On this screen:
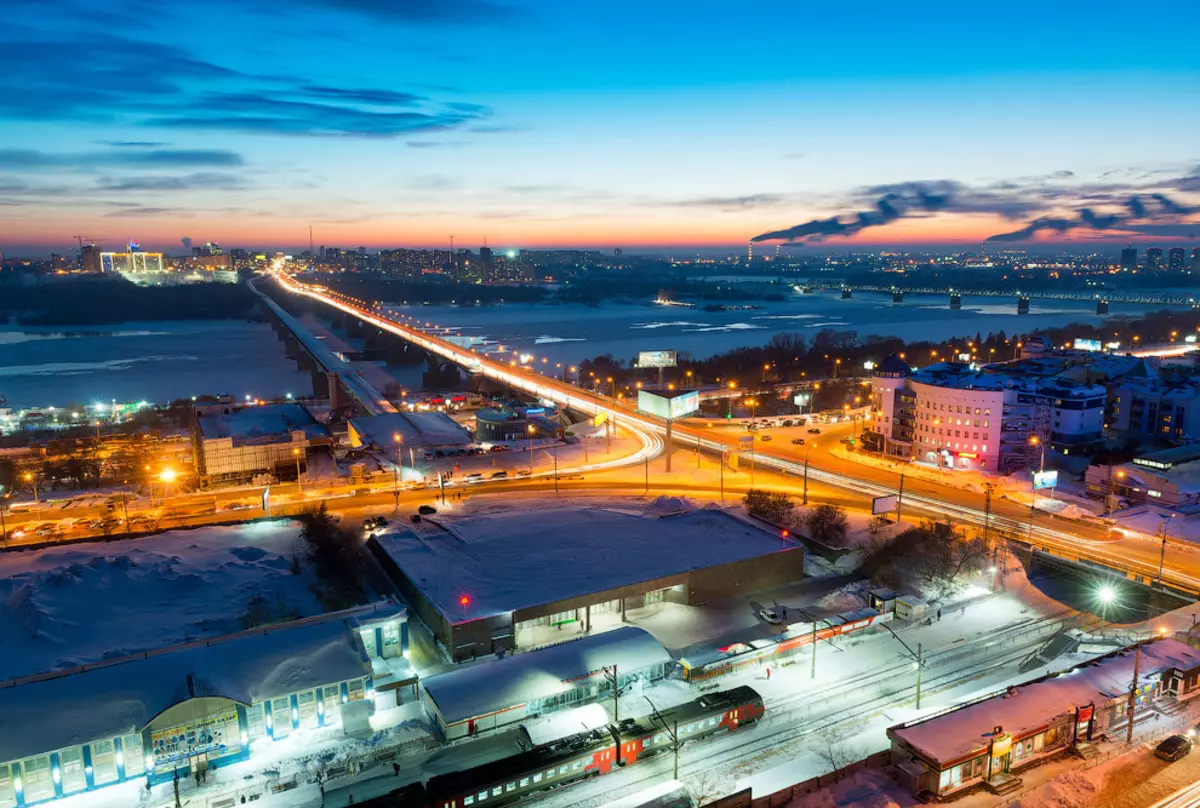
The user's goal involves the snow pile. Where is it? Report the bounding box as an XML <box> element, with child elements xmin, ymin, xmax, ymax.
<box><xmin>0</xmin><ymin>521</ymin><xmax>324</xmax><ymax>680</ymax></box>
<box><xmin>646</xmin><ymin>495</ymin><xmax>696</xmax><ymax>514</ymax></box>
<box><xmin>813</xmin><ymin>580</ymin><xmax>870</xmax><ymax>613</ymax></box>
<box><xmin>785</xmin><ymin>770</ymin><xmax>915</xmax><ymax>808</ymax></box>
<box><xmin>1013</xmin><ymin>769</ymin><xmax>1098</xmax><ymax>808</ymax></box>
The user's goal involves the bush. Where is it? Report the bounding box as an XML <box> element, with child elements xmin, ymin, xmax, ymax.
<box><xmin>297</xmin><ymin>502</ymin><xmax>366</xmax><ymax>609</ymax></box>
<box><xmin>743</xmin><ymin>489</ymin><xmax>795</xmax><ymax>525</ymax></box>
<box><xmin>803</xmin><ymin>504</ymin><xmax>849</xmax><ymax>546</ymax></box>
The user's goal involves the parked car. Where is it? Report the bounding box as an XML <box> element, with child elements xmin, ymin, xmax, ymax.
<box><xmin>791</xmin><ymin>437</ymin><xmax>805</xmax><ymax>445</ymax></box>
<box><xmin>363</xmin><ymin>516</ymin><xmax>388</xmax><ymax>530</ymax></box>
<box><xmin>418</xmin><ymin>505</ymin><xmax>438</xmax><ymax>515</ymax></box>
<box><xmin>808</xmin><ymin>428</ymin><xmax>821</xmax><ymax>434</ymax></box>
<box><xmin>464</xmin><ymin>472</ymin><xmax>484</xmax><ymax>482</ymax></box>
<box><xmin>491</xmin><ymin>471</ymin><xmax>509</xmax><ymax>479</ymax></box>
<box><xmin>1156</xmin><ymin>735</ymin><xmax>1192</xmax><ymax>762</ymax></box>
<box><xmin>759</xmin><ymin>435</ymin><xmax>772</xmax><ymax>442</ymax></box>
<box><xmin>516</xmin><ymin>469</ymin><xmax>532</xmax><ymax>477</ymax></box>
<box><xmin>423</xmin><ymin>451</ymin><xmax>435</xmax><ymax>461</ymax></box>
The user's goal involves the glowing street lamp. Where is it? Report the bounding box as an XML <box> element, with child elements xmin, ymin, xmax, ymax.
<box><xmin>1097</xmin><ymin>585</ymin><xmax>1117</xmax><ymax>632</ymax></box>
<box><xmin>292</xmin><ymin>447</ymin><xmax>303</xmax><ymax>494</ymax></box>
<box><xmin>527</xmin><ymin>423</ymin><xmax>536</xmax><ymax>472</ymax></box>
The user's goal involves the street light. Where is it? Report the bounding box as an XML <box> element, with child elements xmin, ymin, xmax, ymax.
<box><xmin>1097</xmin><ymin>585</ymin><xmax>1116</xmax><ymax>632</ymax></box>
<box><xmin>292</xmin><ymin>448</ymin><xmax>303</xmax><ymax>494</ymax></box>
<box><xmin>392</xmin><ymin>433</ymin><xmax>403</xmax><ymax>508</ymax></box>
<box><xmin>803</xmin><ymin>444</ymin><xmax>816</xmax><ymax>505</ymax></box>
<box><xmin>527</xmin><ymin>423</ymin><xmax>536</xmax><ymax>472</ymax></box>
<box><xmin>1029</xmin><ymin>435</ymin><xmax>1045</xmax><ymax>473</ymax></box>
<box><xmin>24</xmin><ymin>472</ymin><xmax>38</xmax><ymax>504</ymax></box>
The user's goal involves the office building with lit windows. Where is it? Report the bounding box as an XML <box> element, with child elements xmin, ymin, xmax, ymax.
<box><xmin>100</xmin><ymin>251</ymin><xmax>164</xmax><ymax>273</ymax></box>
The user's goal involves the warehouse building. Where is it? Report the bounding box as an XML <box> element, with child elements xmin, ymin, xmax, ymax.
<box><xmin>347</xmin><ymin>412</ymin><xmax>473</xmax><ymax>454</ymax></box>
<box><xmin>421</xmin><ymin>627</ymin><xmax>671</xmax><ymax>739</ymax></box>
<box><xmin>887</xmin><ymin>639</ymin><xmax>1200</xmax><ymax>799</ymax></box>
<box><xmin>191</xmin><ymin>402</ymin><xmax>329</xmax><ymax>488</ymax></box>
<box><xmin>369</xmin><ymin>504</ymin><xmax>804</xmax><ymax>662</ymax></box>
<box><xmin>0</xmin><ymin>601</ymin><xmax>407</xmax><ymax>807</ymax></box>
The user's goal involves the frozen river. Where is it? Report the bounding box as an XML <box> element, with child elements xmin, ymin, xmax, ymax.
<box><xmin>0</xmin><ymin>319</ymin><xmax>311</xmax><ymax>409</ymax></box>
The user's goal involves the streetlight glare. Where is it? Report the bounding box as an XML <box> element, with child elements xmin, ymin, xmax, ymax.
<box><xmin>159</xmin><ymin>469</ymin><xmax>178</xmax><ymax>484</ymax></box>
<box><xmin>1097</xmin><ymin>585</ymin><xmax>1116</xmax><ymax>604</ymax></box>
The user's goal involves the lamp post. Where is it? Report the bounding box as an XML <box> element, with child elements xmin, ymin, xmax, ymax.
<box><xmin>803</xmin><ymin>444</ymin><xmax>816</xmax><ymax>505</ymax></box>
<box><xmin>1158</xmin><ymin>515</ymin><xmax>1175</xmax><ymax>585</ymax></box>
<box><xmin>527</xmin><ymin>423</ymin><xmax>536</xmax><ymax>472</ymax></box>
<box><xmin>24</xmin><ymin>472</ymin><xmax>38</xmax><ymax>504</ymax></box>
<box><xmin>292</xmin><ymin>447</ymin><xmax>303</xmax><ymax>495</ymax></box>
<box><xmin>392</xmin><ymin>433</ymin><xmax>403</xmax><ymax>508</ymax></box>
<box><xmin>1097</xmin><ymin>585</ymin><xmax>1116</xmax><ymax>634</ymax></box>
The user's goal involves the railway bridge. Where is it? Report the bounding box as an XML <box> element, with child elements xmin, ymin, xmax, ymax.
<box><xmin>796</xmin><ymin>283</ymin><xmax>1200</xmax><ymax>315</ymax></box>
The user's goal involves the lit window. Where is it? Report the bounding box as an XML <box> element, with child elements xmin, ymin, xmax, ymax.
<box><xmin>558</xmin><ymin>765</ymin><xmax>568</xmax><ymax>775</ymax></box>
<box><xmin>478</xmin><ymin>792</ymin><xmax>487</xmax><ymax>802</ymax></box>
<box><xmin>520</xmin><ymin>778</ymin><xmax>529</xmax><ymax>788</ymax></box>
<box><xmin>533</xmin><ymin>774</ymin><xmax>542</xmax><ymax>784</ymax></box>
<box><xmin>464</xmin><ymin>798</ymin><xmax>474</xmax><ymax>806</ymax></box>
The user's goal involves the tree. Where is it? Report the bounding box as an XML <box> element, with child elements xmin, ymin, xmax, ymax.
<box><xmin>814</xmin><ymin>726</ymin><xmax>856</xmax><ymax>781</ymax></box>
<box><xmin>0</xmin><ymin>459</ymin><xmax>15</xmax><ymax>493</ymax></box>
<box><xmin>803</xmin><ymin>504</ymin><xmax>849</xmax><ymax>546</ymax></box>
<box><xmin>861</xmin><ymin>520</ymin><xmax>990</xmax><ymax>596</ymax></box>
<box><xmin>298</xmin><ymin>502</ymin><xmax>366</xmax><ymax>610</ymax></box>
<box><xmin>743</xmin><ymin>489</ymin><xmax>794</xmax><ymax>526</ymax></box>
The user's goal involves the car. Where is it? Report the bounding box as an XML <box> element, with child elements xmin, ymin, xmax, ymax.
<box><xmin>464</xmin><ymin>472</ymin><xmax>484</xmax><ymax>482</ymax></box>
<box><xmin>491</xmin><ymin>471</ymin><xmax>508</xmax><ymax>479</ymax></box>
<box><xmin>791</xmin><ymin>437</ymin><xmax>805</xmax><ymax>445</ymax></box>
<box><xmin>1156</xmin><ymin>735</ymin><xmax>1193</xmax><ymax>762</ymax></box>
<box><xmin>808</xmin><ymin>428</ymin><xmax>821</xmax><ymax>434</ymax></box>
<box><xmin>423</xmin><ymin>451</ymin><xmax>435</xmax><ymax>461</ymax></box>
<box><xmin>35</xmin><ymin>523</ymin><xmax>58</xmax><ymax>536</ymax></box>
<box><xmin>759</xmin><ymin>607</ymin><xmax>784</xmax><ymax>625</ymax></box>
<box><xmin>363</xmin><ymin>516</ymin><xmax>388</xmax><ymax>530</ymax></box>
<box><xmin>490</xmin><ymin>445</ymin><xmax>506</xmax><ymax>453</ymax></box>
<box><xmin>516</xmin><ymin>469</ymin><xmax>532</xmax><ymax>477</ymax></box>
<box><xmin>418</xmin><ymin>505</ymin><xmax>438</xmax><ymax>515</ymax></box>
<box><xmin>760</xmin><ymin>434</ymin><xmax>772</xmax><ymax>442</ymax></box>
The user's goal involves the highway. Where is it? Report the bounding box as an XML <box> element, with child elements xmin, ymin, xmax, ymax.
<box><xmin>272</xmin><ymin>272</ymin><xmax>1200</xmax><ymax>596</ymax></box>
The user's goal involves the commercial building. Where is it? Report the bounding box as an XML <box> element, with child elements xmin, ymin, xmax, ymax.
<box><xmin>100</xmin><ymin>251</ymin><xmax>164</xmax><ymax>273</ymax></box>
<box><xmin>0</xmin><ymin>602</ymin><xmax>407</xmax><ymax>808</ymax></box>
<box><xmin>474</xmin><ymin>407</ymin><xmax>561</xmax><ymax>443</ymax></box>
<box><xmin>1169</xmin><ymin>247</ymin><xmax>1187</xmax><ymax>272</ymax></box>
<box><xmin>866</xmin><ymin>354</ymin><xmax>1105</xmax><ymax>471</ymax></box>
<box><xmin>1146</xmin><ymin>247</ymin><xmax>1164</xmax><ymax>272</ymax></box>
<box><xmin>369</xmin><ymin>505</ymin><xmax>805</xmax><ymax>662</ymax></box>
<box><xmin>1105</xmin><ymin>367</ymin><xmax>1200</xmax><ymax>446</ymax></box>
<box><xmin>191</xmin><ymin>402</ymin><xmax>329</xmax><ymax>487</ymax></box>
<box><xmin>1120</xmin><ymin>246</ymin><xmax>1138</xmax><ymax>271</ymax></box>
<box><xmin>888</xmin><ymin>640</ymin><xmax>1200</xmax><ymax>799</ymax></box>
<box><xmin>421</xmin><ymin>627</ymin><xmax>671</xmax><ymax>739</ymax></box>
<box><xmin>1085</xmin><ymin>444</ymin><xmax>1200</xmax><ymax>510</ymax></box>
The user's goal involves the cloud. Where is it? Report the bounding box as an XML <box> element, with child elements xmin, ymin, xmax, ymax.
<box><xmin>676</xmin><ymin>193</ymin><xmax>793</xmax><ymax>211</ymax></box>
<box><xmin>181</xmin><ymin>236</ymin><xmax>193</xmax><ymax>250</ymax></box>
<box><xmin>406</xmin><ymin>140</ymin><xmax>465</xmax><ymax>148</ymax></box>
<box><xmin>299</xmin><ymin>84</ymin><xmax>425</xmax><ymax>106</ymax></box>
<box><xmin>286</xmin><ymin>0</ymin><xmax>517</xmax><ymax>24</ymax></box>
<box><xmin>985</xmin><ymin>193</ymin><xmax>1198</xmax><ymax>242</ymax></box>
<box><xmin>94</xmin><ymin>172</ymin><xmax>249</xmax><ymax>191</ymax></box>
<box><xmin>0</xmin><ymin>148</ymin><xmax>245</xmax><ymax>170</ymax></box>
<box><xmin>93</xmin><ymin>140</ymin><xmax>172</xmax><ymax>148</ymax></box>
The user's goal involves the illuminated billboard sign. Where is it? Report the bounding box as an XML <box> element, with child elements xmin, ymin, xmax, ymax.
<box><xmin>1074</xmin><ymin>338</ymin><xmax>1103</xmax><ymax>352</ymax></box>
<box><xmin>637</xmin><ymin>350</ymin><xmax>678</xmax><ymax>369</ymax></box>
<box><xmin>638</xmin><ymin>389</ymin><xmax>699</xmax><ymax>420</ymax></box>
<box><xmin>1033</xmin><ymin>470</ymin><xmax>1059</xmax><ymax>490</ymax></box>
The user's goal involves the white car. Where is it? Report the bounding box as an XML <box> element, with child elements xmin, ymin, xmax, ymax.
<box><xmin>759</xmin><ymin>607</ymin><xmax>784</xmax><ymax>625</ymax></box>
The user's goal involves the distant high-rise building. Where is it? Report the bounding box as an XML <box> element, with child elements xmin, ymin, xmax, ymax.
<box><xmin>1146</xmin><ymin>247</ymin><xmax>1164</xmax><ymax>272</ymax></box>
<box><xmin>1169</xmin><ymin>247</ymin><xmax>1186</xmax><ymax>272</ymax></box>
<box><xmin>479</xmin><ymin>245</ymin><xmax>494</xmax><ymax>269</ymax></box>
<box><xmin>101</xmin><ymin>251</ymin><xmax>164</xmax><ymax>273</ymax></box>
<box><xmin>1120</xmin><ymin>246</ymin><xmax>1138</xmax><ymax>271</ymax></box>
<box><xmin>80</xmin><ymin>244</ymin><xmax>102</xmax><ymax>273</ymax></box>
<box><xmin>1193</xmin><ymin>247</ymin><xmax>1200</xmax><ymax>271</ymax></box>
<box><xmin>192</xmin><ymin>241</ymin><xmax>223</xmax><ymax>257</ymax></box>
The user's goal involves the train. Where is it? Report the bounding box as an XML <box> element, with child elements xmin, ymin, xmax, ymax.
<box><xmin>359</xmin><ymin>686</ymin><xmax>764</xmax><ymax>808</ymax></box>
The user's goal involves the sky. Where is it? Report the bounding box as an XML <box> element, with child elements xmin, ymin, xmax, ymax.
<box><xmin>1</xmin><ymin>0</ymin><xmax>1198</xmax><ymax>256</ymax></box>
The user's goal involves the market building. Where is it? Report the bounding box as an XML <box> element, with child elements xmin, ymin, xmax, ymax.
<box><xmin>191</xmin><ymin>402</ymin><xmax>329</xmax><ymax>488</ymax></box>
<box><xmin>0</xmin><ymin>601</ymin><xmax>408</xmax><ymax>808</ymax></box>
<box><xmin>421</xmin><ymin>626</ymin><xmax>671</xmax><ymax>739</ymax></box>
<box><xmin>368</xmin><ymin>505</ymin><xmax>804</xmax><ymax>662</ymax></box>
<box><xmin>347</xmin><ymin>412</ymin><xmax>473</xmax><ymax>454</ymax></box>
<box><xmin>887</xmin><ymin>639</ymin><xmax>1200</xmax><ymax>799</ymax></box>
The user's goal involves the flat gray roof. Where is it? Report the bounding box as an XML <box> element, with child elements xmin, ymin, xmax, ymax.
<box><xmin>373</xmin><ymin>504</ymin><xmax>800</xmax><ymax>622</ymax></box>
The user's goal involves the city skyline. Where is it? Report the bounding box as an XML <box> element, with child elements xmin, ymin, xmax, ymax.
<box><xmin>2</xmin><ymin>0</ymin><xmax>1199</xmax><ymax>255</ymax></box>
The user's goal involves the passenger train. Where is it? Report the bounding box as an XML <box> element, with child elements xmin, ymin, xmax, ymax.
<box><xmin>360</xmin><ymin>687</ymin><xmax>764</xmax><ymax>807</ymax></box>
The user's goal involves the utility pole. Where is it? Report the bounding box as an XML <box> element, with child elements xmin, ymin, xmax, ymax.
<box><xmin>803</xmin><ymin>444</ymin><xmax>814</xmax><ymax>505</ymax></box>
<box><xmin>644</xmin><ymin>455</ymin><xmax>649</xmax><ymax>494</ymax></box>
<box><xmin>983</xmin><ymin>482</ymin><xmax>995</xmax><ymax>545</ymax></box>
<box><xmin>553</xmin><ymin>446</ymin><xmax>558</xmax><ymax>496</ymax></box>
<box><xmin>915</xmin><ymin>642</ymin><xmax>923</xmax><ymax>709</ymax></box>
<box><xmin>1158</xmin><ymin>517</ymin><xmax>1173</xmax><ymax>585</ymax></box>
<box><xmin>604</xmin><ymin>665</ymin><xmax>620</xmax><ymax>725</ymax></box>
<box><xmin>720</xmin><ymin>450</ymin><xmax>726</xmax><ymax>505</ymax></box>
<box><xmin>895</xmin><ymin>473</ymin><xmax>905</xmax><ymax>525</ymax></box>
<box><xmin>810</xmin><ymin>619</ymin><xmax>818</xmax><ymax>679</ymax></box>
<box><xmin>1126</xmin><ymin>642</ymin><xmax>1142</xmax><ymax>746</ymax></box>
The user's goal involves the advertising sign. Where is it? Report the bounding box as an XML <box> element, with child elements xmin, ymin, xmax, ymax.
<box><xmin>872</xmin><ymin>495</ymin><xmax>898</xmax><ymax>515</ymax></box>
<box><xmin>990</xmin><ymin>732</ymin><xmax>1013</xmax><ymax>758</ymax></box>
<box><xmin>1073</xmin><ymin>338</ymin><xmax>1103</xmax><ymax>352</ymax></box>
<box><xmin>1033</xmin><ymin>470</ymin><xmax>1059</xmax><ymax>490</ymax></box>
<box><xmin>793</xmin><ymin>393</ymin><xmax>810</xmax><ymax>407</ymax></box>
<box><xmin>592</xmin><ymin>412</ymin><xmax>608</xmax><ymax>427</ymax></box>
<box><xmin>637</xmin><ymin>389</ymin><xmax>699</xmax><ymax>420</ymax></box>
<box><xmin>152</xmin><ymin>709</ymin><xmax>239</xmax><ymax>766</ymax></box>
<box><xmin>636</xmin><ymin>350</ymin><xmax>678</xmax><ymax>369</ymax></box>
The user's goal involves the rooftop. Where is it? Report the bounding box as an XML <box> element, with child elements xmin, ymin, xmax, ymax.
<box><xmin>372</xmin><ymin>504</ymin><xmax>801</xmax><ymax>622</ymax></box>
<box><xmin>910</xmin><ymin>362</ymin><xmax>1105</xmax><ymax>398</ymax></box>
<box><xmin>0</xmin><ymin>601</ymin><xmax>401</xmax><ymax>763</ymax></box>
<box><xmin>422</xmin><ymin>626</ymin><xmax>671</xmax><ymax>725</ymax></box>
<box><xmin>889</xmin><ymin>639</ymin><xmax>1200</xmax><ymax>765</ymax></box>
<box><xmin>348</xmin><ymin>412</ymin><xmax>472</xmax><ymax>450</ymax></box>
<box><xmin>197</xmin><ymin>403</ymin><xmax>326</xmax><ymax>444</ymax></box>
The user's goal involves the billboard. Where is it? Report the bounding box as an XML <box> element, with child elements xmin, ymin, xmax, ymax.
<box><xmin>637</xmin><ymin>350</ymin><xmax>678</xmax><ymax>369</ymax></box>
<box><xmin>1073</xmin><ymin>338</ymin><xmax>1103</xmax><ymax>352</ymax></box>
<box><xmin>638</xmin><ymin>389</ymin><xmax>699</xmax><ymax>420</ymax></box>
<box><xmin>151</xmin><ymin>708</ymin><xmax>239</xmax><ymax>765</ymax></box>
<box><xmin>1033</xmin><ymin>470</ymin><xmax>1059</xmax><ymax>490</ymax></box>
<box><xmin>872</xmin><ymin>495</ymin><xmax>898</xmax><ymax>515</ymax></box>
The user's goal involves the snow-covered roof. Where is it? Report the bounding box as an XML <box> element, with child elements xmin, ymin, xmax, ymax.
<box><xmin>348</xmin><ymin>412</ymin><xmax>472</xmax><ymax>450</ymax></box>
<box><xmin>197</xmin><ymin>403</ymin><xmax>326</xmax><ymax>443</ymax></box>
<box><xmin>0</xmin><ymin>604</ymin><xmax>391</xmax><ymax>763</ymax></box>
<box><xmin>373</xmin><ymin>506</ymin><xmax>802</xmax><ymax>621</ymax></box>
<box><xmin>890</xmin><ymin>640</ymin><xmax>1200</xmax><ymax>765</ymax></box>
<box><xmin>422</xmin><ymin>627</ymin><xmax>671</xmax><ymax>725</ymax></box>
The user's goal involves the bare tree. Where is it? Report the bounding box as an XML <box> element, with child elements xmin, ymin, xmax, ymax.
<box><xmin>685</xmin><ymin>769</ymin><xmax>726</xmax><ymax>806</ymax></box>
<box><xmin>813</xmin><ymin>727</ymin><xmax>855</xmax><ymax>781</ymax></box>
<box><xmin>803</xmin><ymin>504</ymin><xmax>849</xmax><ymax>546</ymax></box>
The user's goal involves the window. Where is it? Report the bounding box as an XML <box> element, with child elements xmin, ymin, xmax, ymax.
<box><xmin>558</xmin><ymin>765</ymin><xmax>568</xmax><ymax>775</ymax></box>
<box><xmin>985</xmin><ymin>409</ymin><xmax>991</xmax><ymax>416</ymax></box>
<box><xmin>492</xmin><ymin>787</ymin><xmax>502</xmax><ymax>797</ymax></box>
<box><xmin>572</xmin><ymin>761</ymin><xmax>582</xmax><ymax>770</ymax></box>
<box><xmin>975</xmin><ymin>408</ymin><xmax>981</xmax><ymax>415</ymax></box>
<box><xmin>478</xmin><ymin>791</ymin><xmax>488</xmax><ymax>802</ymax></box>
<box><xmin>520</xmin><ymin>778</ymin><xmax>529</xmax><ymax>788</ymax></box>
<box><xmin>533</xmin><ymin>774</ymin><xmax>543</xmax><ymax>784</ymax></box>
<box><xmin>464</xmin><ymin>798</ymin><xmax>474</xmax><ymax>807</ymax></box>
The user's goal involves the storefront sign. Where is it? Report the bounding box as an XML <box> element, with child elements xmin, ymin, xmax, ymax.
<box><xmin>990</xmin><ymin>732</ymin><xmax>1013</xmax><ymax>758</ymax></box>
<box><xmin>151</xmin><ymin>709</ymin><xmax>239</xmax><ymax>766</ymax></box>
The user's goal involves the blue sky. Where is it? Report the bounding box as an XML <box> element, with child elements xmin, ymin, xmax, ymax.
<box><xmin>1</xmin><ymin>0</ymin><xmax>1198</xmax><ymax>254</ymax></box>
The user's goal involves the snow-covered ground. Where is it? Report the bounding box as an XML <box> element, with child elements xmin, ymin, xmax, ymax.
<box><xmin>0</xmin><ymin>520</ymin><xmax>325</xmax><ymax>680</ymax></box>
